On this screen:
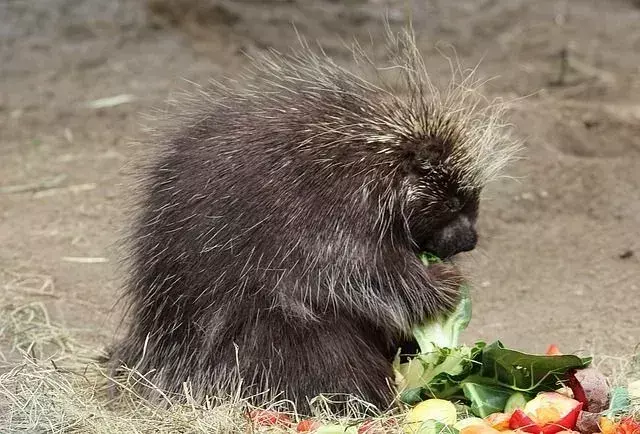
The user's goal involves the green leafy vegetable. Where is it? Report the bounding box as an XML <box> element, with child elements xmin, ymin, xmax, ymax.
<box><xmin>400</xmin><ymin>341</ymin><xmax>590</xmax><ymax>414</ymax></box>
<box><xmin>410</xmin><ymin>420</ymin><xmax>460</xmax><ymax>434</ymax></box>
<box><xmin>395</xmin><ymin>252</ymin><xmax>592</xmax><ymax>417</ymax></box>
<box><xmin>461</xmin><ymin>383</ymin><xmax>514</xmax><ymax>418</ymax></box>
<box><xmin>412</xmin><ymin>253</ymin><xmax>472</xmax><ymax>354</ymax></box>
<box><xmin>398</xmin><ymin>344</ymin><xmax>483</xmax><ymax>404</ymax></box>
<box><xmin>476</xmin><ymin>341</ymin><xmax>592</xmax><ymax>392</ymax></box>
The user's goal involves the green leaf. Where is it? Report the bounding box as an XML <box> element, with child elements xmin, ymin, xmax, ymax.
<box><xmin>418</xmin><ymin>252</ymin><xmax>443</xmax><ymax>265</ymax></box>
<box><xmin>410</xmin><ymin>251</ymin><xmax>472</xmax><ymax>355</ymax></box>
<box><xmin>398</xmin><ymin>358</ymin><xmax>427</xmax><ymax>390</ymax></box>
<box><xmin>606</xmin><ymin>386</ymin><xmax>630</xmax><ymax>417</ymax></box>
<box><xmin>478</xmin><ymin>341</ymin><xmax>591</xmax><ymax>392</ymax></box>
<box><xmin>406</xmin><ymin>420</ymin><xmax>460</xmax><ymax>434</ymax></box>
<box><xmin>398</xmin><ymin>343</ymin><xmax>487</xmax><ymax>405</ymax></box>
<box><xmin>462</xmin><ymin>383</ymin><xmax>514</xmax><ymax>417</ymax></box>
<box><xmin>401</xmin><ymin>387</ymin><xmax>426</xmax><ymax>405</ymax></box>
<box><xmin>412</xmin><ymin>285</ymin><xmax>472</xmax><ymax>354</ymax></box>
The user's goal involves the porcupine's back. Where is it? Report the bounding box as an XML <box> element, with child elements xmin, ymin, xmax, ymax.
<box><xmin>110</xmin><ymin>29</ymin><xmax>518</xmax><ymax>408</ymax></box>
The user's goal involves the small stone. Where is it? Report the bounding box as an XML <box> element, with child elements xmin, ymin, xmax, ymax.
<box><xmin>521</xmin><ymin>192</ymin><xmax>534</xmax><ymax>201</ymax></box>
<box><xmin>619</xmin><ymin>250</ymin><xmax>634</xmax><ymax>259</ymax></box>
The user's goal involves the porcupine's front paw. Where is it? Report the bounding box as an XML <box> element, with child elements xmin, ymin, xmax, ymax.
<box><xmin>425</xmin><ymin>261</ymin><xmax>466</xmax><ymax>313</ymax></box>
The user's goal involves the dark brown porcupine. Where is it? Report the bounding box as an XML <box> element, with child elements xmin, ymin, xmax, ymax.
<box><xmin>108</xmin><ymin>28</ymin><xmax>519</xmax><ymax>416</ymax></box>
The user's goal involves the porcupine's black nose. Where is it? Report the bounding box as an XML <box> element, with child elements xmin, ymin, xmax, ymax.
<box><xmin>426</xmin><ymin>217</ymin><xmax>478</xmax><ymax>259</ymax></box>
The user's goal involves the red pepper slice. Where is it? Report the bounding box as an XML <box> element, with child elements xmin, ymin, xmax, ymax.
<box><xmin>297</xmin><ymin>419</ymin><xmax>323</xmax><ymax>432</ymax></box>
<box><xmin>566</xmin><ymin>370</ymin><xmax>588</xmax><ymax>409</ymax></box>
<box><xmin>508</xmin><ymin>395</ymin><xmax>583</xmax><ymax>434</ymax></box>
<box><xmin>249</xmin><ymin>409</ymin><xmax>292</xmax><ymax>428</ymax></box>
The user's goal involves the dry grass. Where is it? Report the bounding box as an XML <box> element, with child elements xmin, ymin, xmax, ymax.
<box><xmin>0</xmin><ymin>302</ymin><xmax>397</xmax><ymax>433</ymax></box>
<box><xmin>0</xmin><ymin>300</ymin><xmax>638</xmax><ymax>433</ymax></box>
<box><xmin>0</xmin><ymin>302</ymin><xmax>253</xmax><ymax>433</ymax></box>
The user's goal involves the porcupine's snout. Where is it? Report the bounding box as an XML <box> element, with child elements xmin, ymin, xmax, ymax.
<box><xmin>423</xmin><ymin>214</ymin><xmax>478</xmax><ymax>259</ymax></box>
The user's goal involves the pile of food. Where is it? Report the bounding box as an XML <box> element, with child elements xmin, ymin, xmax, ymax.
<box><xmin>248</xmin><ymin>254</ymin><xmax>639</xmax><ymax>434</ymax></box>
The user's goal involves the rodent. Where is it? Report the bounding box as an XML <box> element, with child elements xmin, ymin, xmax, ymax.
<box><xmin>107</xmin><ymin>27</ymin><xmax>519</xmax><ymax>416</ymax></box>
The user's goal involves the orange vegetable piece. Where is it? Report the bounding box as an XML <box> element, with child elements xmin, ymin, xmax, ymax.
<box><xmin>249</xmin><ymin>409</ymin><xmax>292</xmax><ymax>428</ymax></box>
<box><xmin>599</xmin><ymin>416</ymin><xmax>640</xmax><ymax>434</ymax></box>
<box><xmin>486</xmin><ymin>413</ymin><xmax>513</xmax><ymax>431</ymax></box>
<box><xmin>460</xmin><ymin>425</ymin><xmax>503</xmax><ymax>434</ymax></box>
<box><xmin>297</xmin><ymin>419</ymin><xmax>322</xmax><ymax>432</ymax></box>
<box><xmin>616</xmin><ymin>418</ymin><xmax>640</xmax><ymax>434</ymax></box>
<box><xmin>545</xmin><ymin>344</ymin><xmax>562</xmax><ymax>356</ymax></box>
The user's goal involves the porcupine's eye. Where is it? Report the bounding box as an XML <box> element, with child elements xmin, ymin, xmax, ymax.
<box><xmin>444</xmin><ymin>196</ymin><xmax>463</xmax><ymax>213</ymax></box>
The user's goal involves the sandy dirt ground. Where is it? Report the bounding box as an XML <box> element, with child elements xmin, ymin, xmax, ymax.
<box><xmin>1</xmin><ymin>0</ymin><xmax>639</xmax><ymax>368</ymax></box>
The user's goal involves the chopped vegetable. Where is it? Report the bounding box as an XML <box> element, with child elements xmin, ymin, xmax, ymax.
<box><xmin>505</xmin><ymin>393</ymin><xmax>530</xmax><ymax>413</ymax></box>
<box><xmin>454</xmin><ymin>417</ymin><xmax>490</xmax><ymax>431</ymax></box>
<box><xmin>459</xmin><ymin>425</ymin><xmax>502</xmax><ymax>434</ymax></box>
<box><xmin>613</xmin><ymin>417</ymin><xmax>640</xmax><ymax>434</ymax></box>
<box><xmin>404</xmin><ymin>399</ymin><xmax>458</xmax><ymax>433</ymax></box>
<box><xmin>403</xmin><ymin>420</ymin><xmax>459</xmax><ymax>434</ymax></box>
<box><xmin>476</xmin><ymin>342</ymin><xmax>591</xmax><ymax>393</ymax></box>
<box><xmin>249</xmin><ymin>409</ymin><xmax>292</xmax><ymax>428</ymax></box>
<box><xmin>298</xmin><ymin>419</ymin><xmax>323</xmax><ymax>432</ymax></box>
<box><xmin>313</xmin><ymin>425</ymin><xmax>358</xmax><ymax>434</ymax></box>
<box><xmin>546</xmin><ymin>345</ymin><xmax>562</xmax><ymax>356</ymax></box>
<box><xmin>508</xmin><ymin>392</ymin><xmax>582</xmax><ymax>434</ymax></box>
<box><xmin>397</xmin><ymin>344</ymin><xmax>480</xmax><ymax>404</ymax></box>
<box><xmin>395</xmin><ymin>252</ymin><xmax>595</xmax><ymax>423</ymax></box>
<box><xmin>601</xmin><ymin>416</ymin><xmax>618</xmax><ymax>434</ymax></box>
<box><xmin>568</xmin><ymin>368</ymin><xmax>610</xmax><ymax>413</ymax></box>
<box><xmin>405</xmin><ymin>399</ymin><xmax>458</xmax><ymax>425</ymax></box>
<box><xmin>462</xmin><ymin>383</ymin><xmax>514</xmax><ymax>418</ymax></box>
<box><xmin>555</xmin><ymin>387</ymin><xmax>574</xmax><ymax>399</ymax></box>
<box><xmin>600</xmin><ymin>416</ymin><xmax>640</xmax><ymax>434</ymax></box>
<box><xmin>485</xmin><ymin>412</ymin><xmax>512</xmax><ymax>431</ymax></box>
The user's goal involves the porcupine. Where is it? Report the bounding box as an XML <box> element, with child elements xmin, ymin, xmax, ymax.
<box><xmin>108</xmin><ymin>28</ymin><xmax>519</xmax><ymax>415</ymax></box>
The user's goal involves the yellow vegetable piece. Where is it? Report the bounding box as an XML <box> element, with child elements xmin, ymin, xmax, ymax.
<box><xmin>599</xmin><ymin>416</ymin><xmax>618</xmax><ymax>434</ymax></box>
<box><xmin>403</xmin><ymin>399</ymin><xmax>457</xmax><ymax>434</ymax></box>
<box><xmin>454</xmin><ymin>417</ymin><xmax>489</xmax><ymax>431</ymax></box>
<box><xmin>533</xmin><ymin>406</ymin><xmax>562</xmax><ymax>425</ymax></box>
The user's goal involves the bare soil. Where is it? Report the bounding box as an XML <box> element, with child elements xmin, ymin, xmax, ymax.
<box><xmin>1</xmin><ymin>0</ymin><xmax>639</xmax><ymax>364</ymax></box>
